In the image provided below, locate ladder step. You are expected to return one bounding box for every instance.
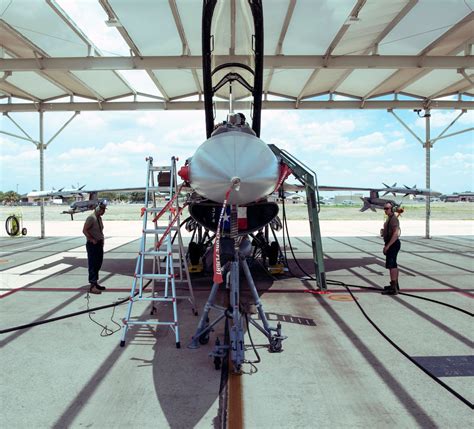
[147,186,171,192]
[141,250,169,256]
[126,320,176,326]
[143,227,179,234]
[145,244,181,252]
[150,166,171,172]
[136,273,172,279]
[144,207,166,213]
[148,295,193,300]
[134,296,177,302]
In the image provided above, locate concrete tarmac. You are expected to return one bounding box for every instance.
[0,222,473,428]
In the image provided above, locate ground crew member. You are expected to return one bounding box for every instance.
[83,201,107,294]
[381,202,401,295]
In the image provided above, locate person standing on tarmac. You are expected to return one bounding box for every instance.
[83,201,107,294]
[381,201,401,295]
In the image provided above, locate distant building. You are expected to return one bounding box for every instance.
[441,192,474,202]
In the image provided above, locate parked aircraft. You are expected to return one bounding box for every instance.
[27,185,86,199]
[309,184,440,212]
[22,0,442,372]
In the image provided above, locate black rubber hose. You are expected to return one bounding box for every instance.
[342,283,473,409]
[0,280,152,335]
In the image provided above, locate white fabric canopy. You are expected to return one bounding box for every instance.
[0,0,472,111]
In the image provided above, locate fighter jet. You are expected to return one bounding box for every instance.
[27,185,86,199]
[309,184,441,212]
[60,187,150,219]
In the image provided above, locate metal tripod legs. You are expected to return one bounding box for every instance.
[188,255,286,372]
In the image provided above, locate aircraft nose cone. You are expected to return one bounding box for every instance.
[189,131,279,205]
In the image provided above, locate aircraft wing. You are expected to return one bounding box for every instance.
[84,185,193,194]
[28,187,149,197]
[84,187,147,194]
[282,183,374,193]
[282,183,440,196]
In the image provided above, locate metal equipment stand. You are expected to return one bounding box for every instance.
[189,205,286,372]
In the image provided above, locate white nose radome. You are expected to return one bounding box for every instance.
[188,131,279,205]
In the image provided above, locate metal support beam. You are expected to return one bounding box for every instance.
[388,109,424,144]
[0,130,39,145]
[1,99,472,113]
[2,113,38,145]
[1,55,472,71]
[46,111,79,146]
[430,127,474,143]
[430,110,471,144]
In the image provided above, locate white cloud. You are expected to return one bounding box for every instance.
[103,139,156,154]
[387,138,409,150]
[433,152,474,170]
[261,111,357,152]
[136,112,162,127]
[372,165,411,174]
[330,132,385,157]
[0,137,21,153]
[58,136,156,161]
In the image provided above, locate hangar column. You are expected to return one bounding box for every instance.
[39,111,45,239]
[424,109,431,239]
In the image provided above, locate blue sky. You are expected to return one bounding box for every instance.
[1,107,472,195]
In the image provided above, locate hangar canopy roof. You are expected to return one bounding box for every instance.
[0,0,473,112]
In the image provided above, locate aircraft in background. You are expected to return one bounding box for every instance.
[282,183,440,212]
[315,183,441,212]
[25,186,167,219]
[27,185,87,199]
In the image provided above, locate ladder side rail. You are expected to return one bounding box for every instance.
[171,156,185,282]
[167,233,180,347]
[150,162,159,297]
[164,234,171,298]
[177,231,196,307]
[139,159,154,297]
[170,157,182,281]
[120,254,142,344]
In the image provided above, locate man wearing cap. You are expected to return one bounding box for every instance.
[381,201,401,295]
[83,201,107,294]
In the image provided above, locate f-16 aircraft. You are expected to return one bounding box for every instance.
[26,186,164,219]
[24,0,440,372]
[27,185,87,199]
[311,183,441,212]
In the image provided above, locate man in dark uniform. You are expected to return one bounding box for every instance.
[381,202,401,295]
[83,201,107,294]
